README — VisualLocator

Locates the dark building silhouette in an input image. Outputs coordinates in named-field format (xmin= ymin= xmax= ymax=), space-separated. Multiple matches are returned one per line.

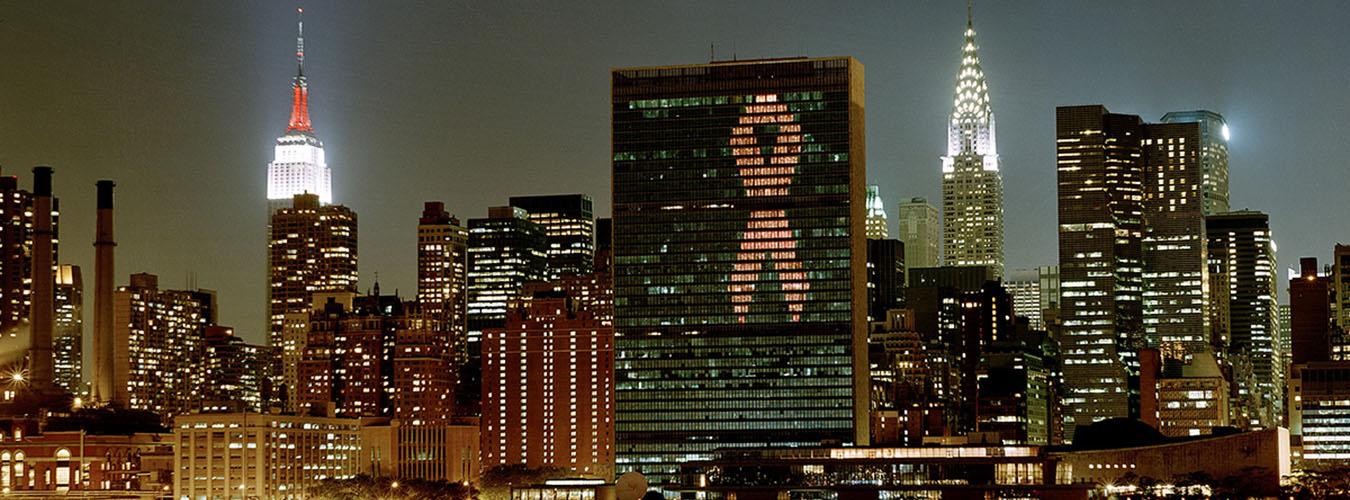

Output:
xmin=866 ymin=239 xmax=905 ymax=322
xmin=1291 ymin=257 xmax=1334 ymax=365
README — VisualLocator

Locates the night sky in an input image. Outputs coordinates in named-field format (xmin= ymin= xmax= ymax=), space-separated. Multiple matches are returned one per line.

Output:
xmin=2 ymin=1 xmax=1347 ymax=346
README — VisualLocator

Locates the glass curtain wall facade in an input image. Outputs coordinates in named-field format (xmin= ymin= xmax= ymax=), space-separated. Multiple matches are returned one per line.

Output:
xmin=611 ymin=57 xmax=868 ymax=483
xmin=1055 ymin=105 xmax=1145 ymax=442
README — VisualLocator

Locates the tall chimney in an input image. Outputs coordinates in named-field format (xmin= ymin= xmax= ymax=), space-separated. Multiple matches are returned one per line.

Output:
xmin=28 ymin=167 xmax=55 ymax=389
xmin=92 ymin=180 xmax=116 ymax=404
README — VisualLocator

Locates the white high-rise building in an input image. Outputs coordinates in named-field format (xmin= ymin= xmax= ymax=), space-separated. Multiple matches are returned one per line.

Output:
xmin=865 ymin=185 xmax=889 ymax=239
xmin=267 ymin=9 xmax=332 ymax=214
xmin=940 ymin=4 xmax=1004 ymax=277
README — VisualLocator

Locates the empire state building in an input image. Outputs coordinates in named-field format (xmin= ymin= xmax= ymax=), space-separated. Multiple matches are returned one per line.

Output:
xmin=941 ymin=3 xmax=1004 ymax=277
xmin=267 ymin=8 xmax=332 ymax=214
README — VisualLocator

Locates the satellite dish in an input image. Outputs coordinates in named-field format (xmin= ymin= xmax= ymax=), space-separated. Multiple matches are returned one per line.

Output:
xmin=615 ymin=472 xmax=648 ymax=500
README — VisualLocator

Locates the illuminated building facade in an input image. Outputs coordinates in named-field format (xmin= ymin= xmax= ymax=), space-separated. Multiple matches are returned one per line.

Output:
xmin=509 ymin=194 xmax=596 ymax=279
xmin=1288 ymin=362 xmax=1350 ymax=464
xmin=977 ymin=340 xmax=1051 ymax=445
xmin=464 ymin=206 xmax=548 ymax=417
xmin=266 ymin=9 xmax=331 ymax=214
xmin=173 ymin=412 xmax=362 ymax=499
xmin=1159 ymin=110 xmax=1230 ymax=216
xmin=416 ymin=201 xmax=469 ymax=393
xmin=0 ymin=175 xmax=59 ymax=339
xmin=202 ymin=326 xmax=277 ymax=413
xmin=1005 ymin=268 xmax=1044 ymax=330
xmin=941 ymin=7 xmax=1005 ymax=278
xmin=865 ymin=185 xmax=888 ymax=239
xmin=898 ymin=197 xmax=940 ymax=271
xmin=1150 ymin=352 xmax=1230 ymax=437
xmin=268 ymin=193 xmax=358 ymax=348
xmin=298 ymin=294 xmax=456 ymax=422
xmin=467 ymin=206 xmax=548 ymax=334
xmin=612 ymin=56 xmax=868 ymax=482
xmin=416 ymin=201 xmax=467 ymax=326
xmin=359 ymin=418 xmax=481 ymax=484
xmin=0 ymin=422 xmax=173 ymax=495
xmin=1056 ymin=105 xmax=1145 ymax=441
xmin=868 ymin=310 xmax=959 ymax=446
xmin=53 ymin=264 xmax=81 ymax=394
xmin=482 ymin=291 xmax=615 ymax=479
xmin=112 ymin=273 xmax=212 ymax=418
xmin=1206 ymin=211 xmax=1281 ymax=427
xmin=1141 ymin=121 xmax=1211 ymax=354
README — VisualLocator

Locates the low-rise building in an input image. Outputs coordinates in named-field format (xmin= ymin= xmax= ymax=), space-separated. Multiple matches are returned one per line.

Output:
xmin=359 ymin=417 xmax=480 ymax=485
xmin=173 ymin=411 xmax=362 ymax=499
xmin=0 ymin=418 xmax=173 ymax=497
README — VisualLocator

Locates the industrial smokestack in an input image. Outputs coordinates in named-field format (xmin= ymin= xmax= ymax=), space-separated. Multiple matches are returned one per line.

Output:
xmin=28 ymin=167 xmax=55 ymax=389
xmin=92 ymin=180 xmax=116 ymax=404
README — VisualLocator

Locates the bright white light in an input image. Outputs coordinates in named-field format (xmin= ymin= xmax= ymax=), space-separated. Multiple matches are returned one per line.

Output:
xmin=1221 ymin=124 xmax=1230 ymax=141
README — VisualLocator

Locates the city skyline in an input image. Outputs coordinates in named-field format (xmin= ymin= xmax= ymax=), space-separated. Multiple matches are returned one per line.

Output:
xmin=2 ymin=1 xmax=1348 ymax=344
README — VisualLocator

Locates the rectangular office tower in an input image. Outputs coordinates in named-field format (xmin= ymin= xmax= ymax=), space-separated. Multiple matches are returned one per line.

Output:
xmin=612 ymin=57 xmax=868 ymax=482
xmin=1206 ymin=211 xmax=1280 ymax=427
xmin=1140 ymin=122 xmax=1211 ymax=353
xmin=1056 ymin=106 xmax=1145 ymax=440
xmin=509 ymin=194 xmax=596 ymax=279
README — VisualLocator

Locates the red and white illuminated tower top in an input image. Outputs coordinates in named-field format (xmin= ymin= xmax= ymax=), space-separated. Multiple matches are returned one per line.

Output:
xmin=267 ymin=7 xmax=332 ymax=212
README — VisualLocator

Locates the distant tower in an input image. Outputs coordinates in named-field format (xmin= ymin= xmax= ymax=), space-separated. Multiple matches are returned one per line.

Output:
xmin=1159 ymin=111 xmax=1230 ymax=215
xmin=266 ymin=8 xmax=331 ymax=214
xmin=416 ymin=201 xmax=468 ymax=366
xmin=941 ymin=2 xmax=1005 ymax=278
xmin=508 ymin=194 xmax=596 ymax=279
xmin=53 ymin=264 xmax=82 ymax=394
xmin=865 ymin=185 xmax=889 ymax=239
xmin=899 ymin=197 xmax=940 ymax=270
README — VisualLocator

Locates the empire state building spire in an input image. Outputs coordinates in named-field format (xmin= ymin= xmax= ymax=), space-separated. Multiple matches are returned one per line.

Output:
xmin=940 ymin=0 xmax=1005 ymax=277
xmin=267 ymin=6 xmax=331 ymax=211
xmin=287 ymin=8 xmax=313 ymax=133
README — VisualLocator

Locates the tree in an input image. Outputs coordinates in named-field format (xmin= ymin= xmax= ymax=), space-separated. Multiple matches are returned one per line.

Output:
xmin=479 ymin=465 xmax=573 ymax=500
xmin=307 ymin=474 xmax=474 ymax=500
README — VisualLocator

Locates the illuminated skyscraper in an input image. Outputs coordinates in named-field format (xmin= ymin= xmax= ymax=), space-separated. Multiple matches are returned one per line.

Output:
xmin=1159 ymin=110 xmax=1230 ymax=216
xmin=266 ymin=9 xmax=331 ymax=214
xmin=865 ymin=185 xmax=889 ymax=239
xmin=53 ymin=264 xmax=81 ymax=394
xmin=1140 ymin=121 xmax=1210 ymax=353
xmin=462 ymin=206 xmax=547 ymax=416
xmin=899 ymin=197 xmax=940 ymax=271
xmin=941 ymin=5 xmax=1004 ymax=277
xmin=0 ymin=174 xmax=58 ymax=339
xmin=416 ymin=201 xmax=468 ymax=370
xmin=1207 ymin=211 xmax=1280 ymax=427
xmin=612 ymin=57 xmax=868 ymax=483
xmin=267 ymin=193 xmax=358 ymax=348
xmin=1056 ymin=105 xmax=1145 ymax=441
xmin=112 ymin=273 xmax=212 ymax=418
xmin=509 ymin=194 xmax=596 ymax=279
xmin=467 ymin=206 xmax=548 ymax=333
